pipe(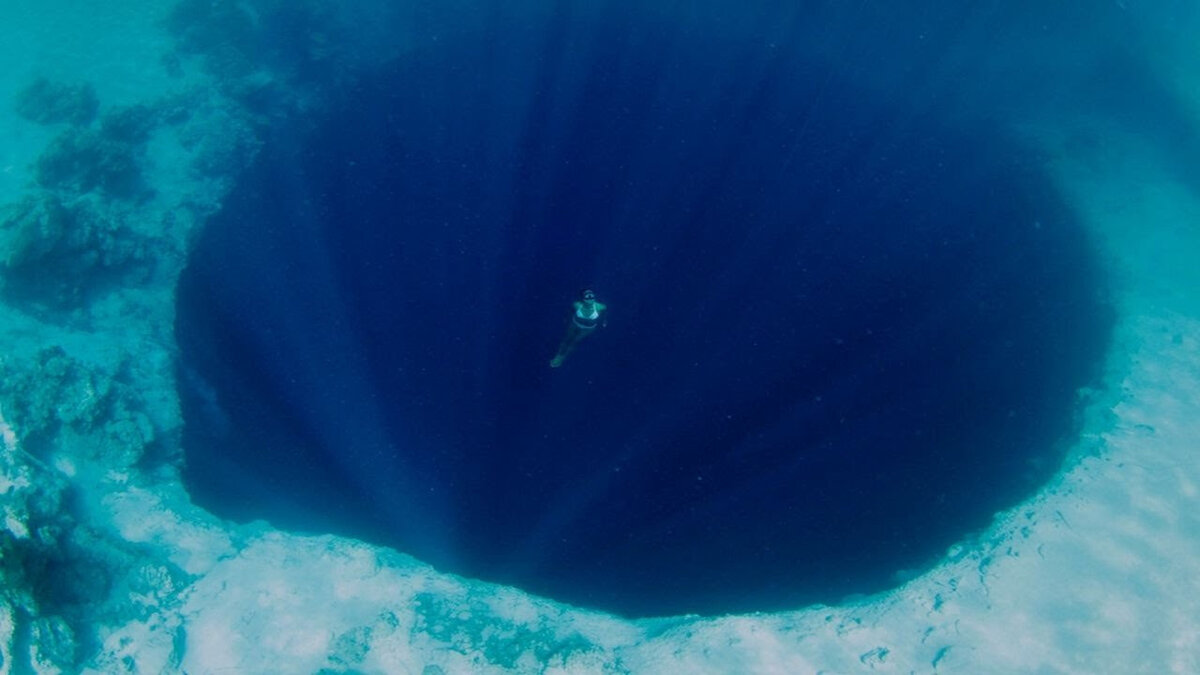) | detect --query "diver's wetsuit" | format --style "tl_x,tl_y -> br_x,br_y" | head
551,294 -> 606,367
